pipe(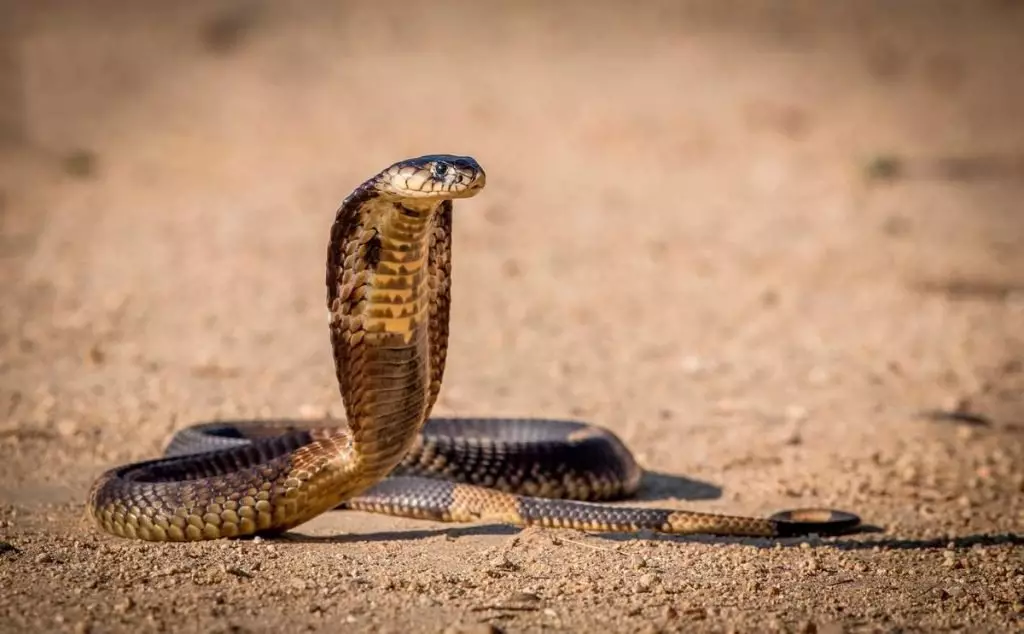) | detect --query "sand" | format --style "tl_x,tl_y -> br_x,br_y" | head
1,2 -> 1022,632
